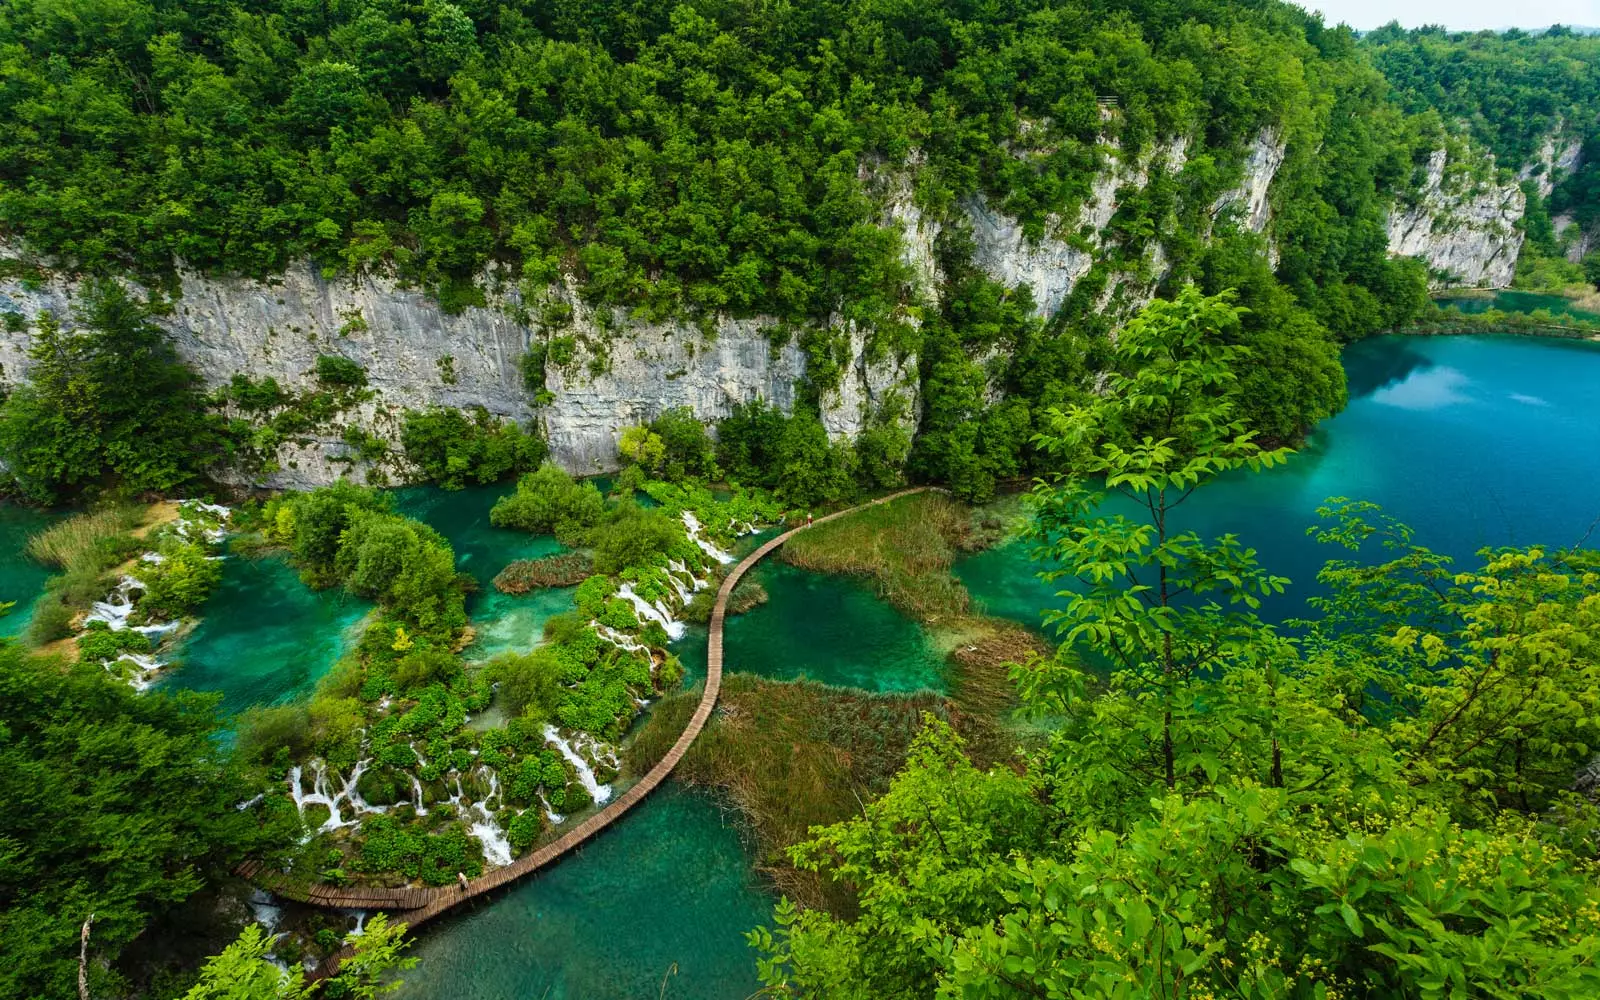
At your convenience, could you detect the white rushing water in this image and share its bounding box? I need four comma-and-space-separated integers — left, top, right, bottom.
616, 583, 686, 641
543, 724, 614, 805
592, 622, 652, 656
85, 501, 234, 691
447, 769, 513, 867
248, 889, 285, 933
681, 511, 735, 564
288, 759, 387, 834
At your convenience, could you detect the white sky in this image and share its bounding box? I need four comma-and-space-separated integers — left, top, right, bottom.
1304, 0, 1600, 31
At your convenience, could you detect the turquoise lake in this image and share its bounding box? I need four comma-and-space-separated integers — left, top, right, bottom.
958, 334, 1600, 630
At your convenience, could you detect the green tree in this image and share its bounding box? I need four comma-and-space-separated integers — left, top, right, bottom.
0, 646, 271, 1000
0, 283, 227, 504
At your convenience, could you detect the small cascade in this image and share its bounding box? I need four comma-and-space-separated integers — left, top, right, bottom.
540, 793, 565, 825
109, 651, 164, 691
451, 767, 513, 867
617, 584, 685, 640
288, 759, 383, 833
248, 890, 285, 933
592, 622, 651, 656
346, 910, 369, 937
85, 501, 234, 692
236, 793, 265, 812
84, 575, 145, 631
409, 775, 429, 817
543, 724, 614, 805
668, 558, 707, 592
681, 511, 735, 564
662, 571, 692, 606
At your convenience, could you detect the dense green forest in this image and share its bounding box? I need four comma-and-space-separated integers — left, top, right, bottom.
1, 1, 1599, 997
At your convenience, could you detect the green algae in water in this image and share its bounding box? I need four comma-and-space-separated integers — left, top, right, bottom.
675, 562, 947, 694
0, 504, 64, 637
958, 334, 1600, 631
156, 551, 370, 715
390, 483, 572, 660
1438, 290, 1600, 322
394, 784, 771, 1000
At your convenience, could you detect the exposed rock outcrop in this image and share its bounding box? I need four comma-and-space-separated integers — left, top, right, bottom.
0, 256, 914, 484
1386, 148, 1525, 288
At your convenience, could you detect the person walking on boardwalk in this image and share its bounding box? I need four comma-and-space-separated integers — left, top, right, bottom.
805, 511, 813, 527
457, 871, 469, 892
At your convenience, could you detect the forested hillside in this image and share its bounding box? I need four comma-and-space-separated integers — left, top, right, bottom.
1363, 24, 1600, 286
0, 0, 1466, 503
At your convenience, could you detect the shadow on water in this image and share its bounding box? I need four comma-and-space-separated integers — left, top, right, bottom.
0, 503, 64, 637
1341, 338, 1437, 399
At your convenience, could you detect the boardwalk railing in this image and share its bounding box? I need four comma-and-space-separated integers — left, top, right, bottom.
256, 487, 933, 975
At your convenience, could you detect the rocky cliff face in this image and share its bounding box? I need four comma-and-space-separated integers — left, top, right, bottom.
0, 254, 919, 487
1386, 148, 1526, 289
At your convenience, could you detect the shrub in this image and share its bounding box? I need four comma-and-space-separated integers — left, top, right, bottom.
401, 407, 545, 489
314, 354, 368, 388
588, 501, 683, 574
488, 464, 604, 543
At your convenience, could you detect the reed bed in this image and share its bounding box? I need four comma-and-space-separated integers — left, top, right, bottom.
781, 491, 972, 623
24, 506, 143, 570
491, 552, 593, 593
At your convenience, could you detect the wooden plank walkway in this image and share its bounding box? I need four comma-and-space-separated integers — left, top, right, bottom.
254, 487, 933, 976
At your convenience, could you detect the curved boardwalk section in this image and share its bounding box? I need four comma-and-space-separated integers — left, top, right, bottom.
264, 487, 931, 974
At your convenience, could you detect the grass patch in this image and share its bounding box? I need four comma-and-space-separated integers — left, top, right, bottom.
24, 506, 147, 645
25, 506, 143, 569
781, 492, 973, 623
492, 552, 593, 593
626, 618, 1046, 913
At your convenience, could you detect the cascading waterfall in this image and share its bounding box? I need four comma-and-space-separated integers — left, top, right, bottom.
667, 558, 707, 592
681, 511, 735, 564
544, 724, 614, 805
247, 889, 285, 933
288, 759, 386, 834
87, 501, 232, 690
409, 775, 429, 817
447, 768, 513, 867
593, 622, 651, 656
616, 583, 686, 641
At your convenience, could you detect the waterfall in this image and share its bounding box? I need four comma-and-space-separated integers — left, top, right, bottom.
83, 575, 144, 631
449, 768, 512, 867
593, 622, 651, 656
681, 511, 735, 564
540, 793, 565, 825
668, 558, 707, 592
248, 890, 285, 933
616, 584, 685, 641
543, 725, 614, 805
288, 759, 383, 833
410, 775, 429, 816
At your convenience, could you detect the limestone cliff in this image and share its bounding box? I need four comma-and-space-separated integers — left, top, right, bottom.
0, 258, 916, 486
0, 122, 1542, 489
1386, 148, 1525, 289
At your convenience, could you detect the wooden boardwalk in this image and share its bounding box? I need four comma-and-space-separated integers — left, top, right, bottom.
258, 488, 932, 975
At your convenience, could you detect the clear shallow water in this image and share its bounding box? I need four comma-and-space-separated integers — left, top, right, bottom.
673, 562, 947, 694
959, 334, 1600, 631
157, 551, 371, 714
390, 484, 572, 661
394, 784, 770, 1000
1439, 290, 1600, 321
0, 504, 63, 637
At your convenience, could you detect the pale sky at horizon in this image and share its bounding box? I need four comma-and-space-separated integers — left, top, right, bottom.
1304, 0, 1600, 31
